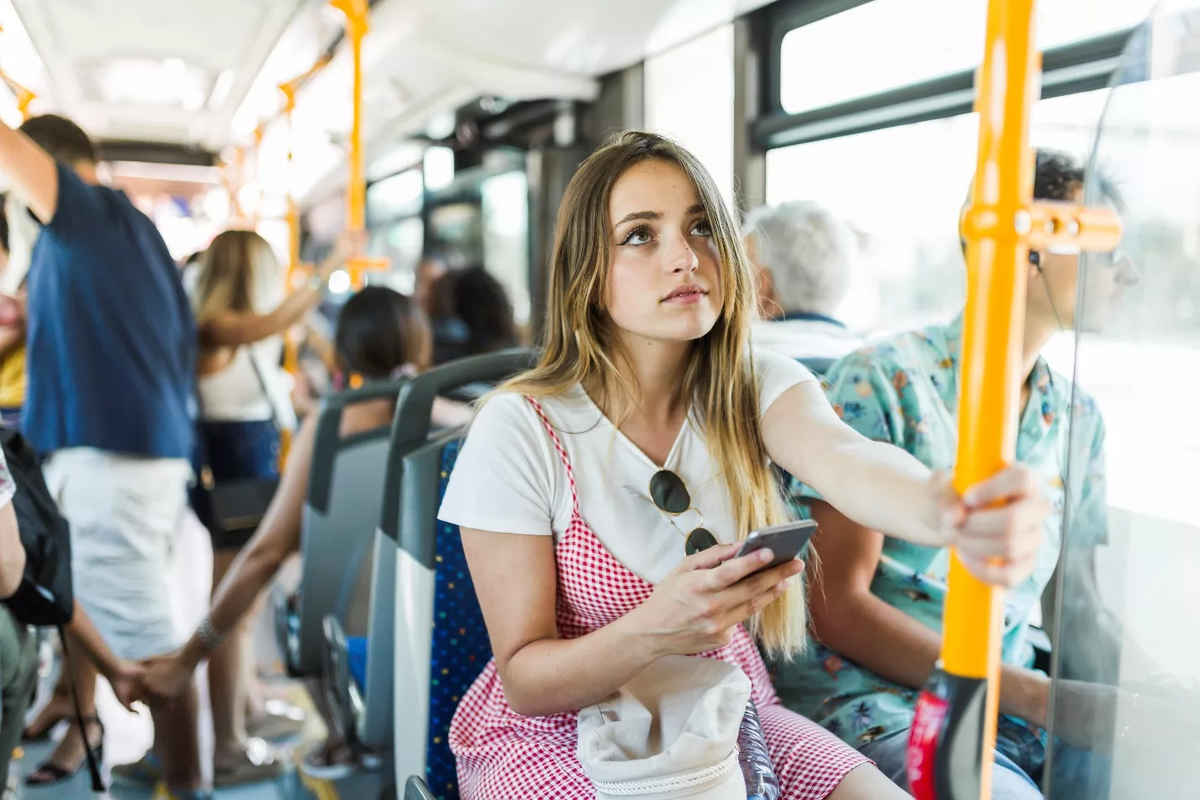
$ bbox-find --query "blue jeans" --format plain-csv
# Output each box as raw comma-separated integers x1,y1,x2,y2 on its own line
0,406,20,429
858,718,1111,799
861,730,1042,799
190,419,280,549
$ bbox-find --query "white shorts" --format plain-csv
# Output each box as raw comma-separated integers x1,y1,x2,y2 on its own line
44,448,192,661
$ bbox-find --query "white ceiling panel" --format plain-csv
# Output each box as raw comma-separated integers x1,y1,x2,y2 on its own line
11,0,308,149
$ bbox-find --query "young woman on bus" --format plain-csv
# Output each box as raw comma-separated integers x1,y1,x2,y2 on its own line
773,151,1140,799
141,227,360,785
435,131,1051,799
135,286,470,778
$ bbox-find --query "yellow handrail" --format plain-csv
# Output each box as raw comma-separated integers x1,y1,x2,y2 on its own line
0,70,35,121
329,0,387,288
907,1,1122,798
275,57,328,464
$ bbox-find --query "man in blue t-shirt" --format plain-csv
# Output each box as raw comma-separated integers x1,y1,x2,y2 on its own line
0,115,204,797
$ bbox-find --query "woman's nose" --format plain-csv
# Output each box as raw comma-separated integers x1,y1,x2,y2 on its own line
667,234,699,274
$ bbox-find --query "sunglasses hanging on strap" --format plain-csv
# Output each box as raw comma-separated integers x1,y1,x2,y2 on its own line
648,469,718,556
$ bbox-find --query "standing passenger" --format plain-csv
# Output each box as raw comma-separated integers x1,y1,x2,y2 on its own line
169,227,361,786
0,114,205,798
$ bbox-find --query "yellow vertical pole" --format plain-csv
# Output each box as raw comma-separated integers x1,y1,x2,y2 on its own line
250,124,266,226
0,71,36,121
330,0,387,287
279,84,300,464
907,2,1039,798
274,55,331,462
0,25,35,119
906,1,1123,799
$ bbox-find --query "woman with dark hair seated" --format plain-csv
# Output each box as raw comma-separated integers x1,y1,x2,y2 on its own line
429,266,519,365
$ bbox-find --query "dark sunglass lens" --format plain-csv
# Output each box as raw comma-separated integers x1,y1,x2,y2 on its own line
649,470,690,514
685,528,718,556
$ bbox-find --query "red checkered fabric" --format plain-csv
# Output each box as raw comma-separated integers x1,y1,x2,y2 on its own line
447,397,868,799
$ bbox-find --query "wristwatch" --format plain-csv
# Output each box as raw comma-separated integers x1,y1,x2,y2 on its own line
307,273,328,292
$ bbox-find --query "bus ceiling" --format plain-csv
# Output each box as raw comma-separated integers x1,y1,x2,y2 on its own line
0,0,775,167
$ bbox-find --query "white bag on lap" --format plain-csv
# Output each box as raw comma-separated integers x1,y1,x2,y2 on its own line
577,655,751,799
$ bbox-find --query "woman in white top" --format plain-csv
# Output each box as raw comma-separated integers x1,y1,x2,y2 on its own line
437,131,1050,799
183,227,361,785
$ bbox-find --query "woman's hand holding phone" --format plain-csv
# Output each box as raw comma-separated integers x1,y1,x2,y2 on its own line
626,543,804,658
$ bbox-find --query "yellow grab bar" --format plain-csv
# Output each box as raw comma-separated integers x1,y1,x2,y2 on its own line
329,0,388,288
906,0,1121,798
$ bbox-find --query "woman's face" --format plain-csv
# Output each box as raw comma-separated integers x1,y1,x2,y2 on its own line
603,160,723,349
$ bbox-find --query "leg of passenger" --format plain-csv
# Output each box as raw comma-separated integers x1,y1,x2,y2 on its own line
857,726,1043,800
241,611,267,719
0,605,37,786
24,650,101,784
990,748,1044,799
208,548,249,757
755,703,888,799
855,731,911,788
149,684,203,790
826,764,913,799
22,660,72,740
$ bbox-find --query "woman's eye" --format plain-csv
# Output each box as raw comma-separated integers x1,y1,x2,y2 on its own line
690,219,713,237
621,227,653,246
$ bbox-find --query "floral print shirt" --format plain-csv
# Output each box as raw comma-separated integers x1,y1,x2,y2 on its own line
772,313,1108,748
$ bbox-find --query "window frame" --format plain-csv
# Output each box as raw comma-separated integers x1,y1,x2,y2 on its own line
754,0,1140,150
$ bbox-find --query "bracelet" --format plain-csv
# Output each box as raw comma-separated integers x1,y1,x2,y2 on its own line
196,615,225,652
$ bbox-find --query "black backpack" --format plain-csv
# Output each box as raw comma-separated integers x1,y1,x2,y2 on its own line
0,427,73,626
0,429,104,789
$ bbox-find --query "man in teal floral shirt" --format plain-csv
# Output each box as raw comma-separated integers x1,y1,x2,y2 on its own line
772,151,1139,799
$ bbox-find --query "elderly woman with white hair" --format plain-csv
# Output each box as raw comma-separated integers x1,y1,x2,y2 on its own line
744,200,863,363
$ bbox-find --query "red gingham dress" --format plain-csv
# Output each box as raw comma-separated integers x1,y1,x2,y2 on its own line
447,397,869,799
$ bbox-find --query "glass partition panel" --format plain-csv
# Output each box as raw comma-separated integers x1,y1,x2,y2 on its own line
1046,3,1200,797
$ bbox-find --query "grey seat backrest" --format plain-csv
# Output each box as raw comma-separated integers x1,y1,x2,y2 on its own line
348,350,529,747
287,380,406,676
387,350,538,788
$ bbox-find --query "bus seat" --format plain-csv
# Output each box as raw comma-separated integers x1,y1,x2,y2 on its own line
381,351,537,796
347,635,368,691
321,350,537,762
273,380,406,678
405,776,437,800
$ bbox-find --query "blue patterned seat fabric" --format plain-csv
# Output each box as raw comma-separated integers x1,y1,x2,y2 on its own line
424,439,492,800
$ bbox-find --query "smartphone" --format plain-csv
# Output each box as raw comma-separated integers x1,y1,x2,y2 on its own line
736,520,818,573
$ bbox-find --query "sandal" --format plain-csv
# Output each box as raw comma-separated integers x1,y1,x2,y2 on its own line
110,751,162,786
25,714,104,787
212,739,286,787
300,739,359,781
246,703,306,742
21,690,73,742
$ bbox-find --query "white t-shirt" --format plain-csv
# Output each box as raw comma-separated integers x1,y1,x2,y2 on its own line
187,263,297,427
437,349,815,584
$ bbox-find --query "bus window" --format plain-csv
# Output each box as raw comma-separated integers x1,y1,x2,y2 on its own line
765,89,1110,338
1045,8,1200,797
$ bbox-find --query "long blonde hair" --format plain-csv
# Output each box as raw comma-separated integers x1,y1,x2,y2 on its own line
194,229,280,326
502,131,806,657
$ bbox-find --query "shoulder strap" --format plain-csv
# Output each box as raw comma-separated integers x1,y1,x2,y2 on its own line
524,397,580,516
246,347,284,434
